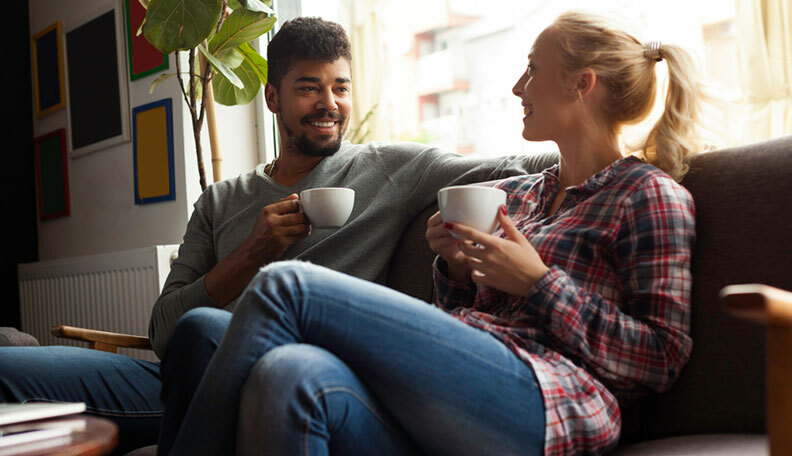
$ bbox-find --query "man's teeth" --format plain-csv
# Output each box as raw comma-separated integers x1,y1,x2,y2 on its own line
311,121,334,128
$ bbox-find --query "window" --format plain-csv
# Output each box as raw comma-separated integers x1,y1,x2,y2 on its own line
292,0,761,157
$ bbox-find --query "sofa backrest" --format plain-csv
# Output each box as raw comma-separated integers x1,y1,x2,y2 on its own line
631,134,792,440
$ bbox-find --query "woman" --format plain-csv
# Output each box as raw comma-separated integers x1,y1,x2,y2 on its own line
167,11,702,456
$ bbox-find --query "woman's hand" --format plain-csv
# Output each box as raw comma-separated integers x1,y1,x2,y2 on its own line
426,211,470,281
449,205,549,296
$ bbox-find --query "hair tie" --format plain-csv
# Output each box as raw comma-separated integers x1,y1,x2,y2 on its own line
644,41,663,62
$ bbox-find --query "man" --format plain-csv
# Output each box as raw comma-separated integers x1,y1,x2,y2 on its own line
0,17,556,454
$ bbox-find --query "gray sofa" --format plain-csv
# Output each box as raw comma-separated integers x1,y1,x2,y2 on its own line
386,135,792,454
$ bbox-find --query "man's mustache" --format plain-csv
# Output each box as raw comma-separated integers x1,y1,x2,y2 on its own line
302,111,345,123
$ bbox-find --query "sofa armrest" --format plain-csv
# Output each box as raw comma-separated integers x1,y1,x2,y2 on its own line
51,325,152,353
721,284,792,456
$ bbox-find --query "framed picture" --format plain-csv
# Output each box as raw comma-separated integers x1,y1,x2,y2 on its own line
125,0,168,80
34,129,71,221
65,0,130,157
133,98,175,204
31,21,66,118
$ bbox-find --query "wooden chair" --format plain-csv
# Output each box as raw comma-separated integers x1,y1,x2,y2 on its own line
721,283,792,456
51,325,152,353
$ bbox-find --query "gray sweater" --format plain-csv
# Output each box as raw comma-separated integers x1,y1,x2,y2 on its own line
149,141,557,357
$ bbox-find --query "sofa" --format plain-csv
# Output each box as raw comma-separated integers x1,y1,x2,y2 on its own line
64,135,792,455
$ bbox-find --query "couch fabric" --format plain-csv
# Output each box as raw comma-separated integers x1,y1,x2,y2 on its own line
0,327,39,346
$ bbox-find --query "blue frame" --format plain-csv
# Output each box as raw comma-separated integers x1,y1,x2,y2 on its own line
132,98,175,204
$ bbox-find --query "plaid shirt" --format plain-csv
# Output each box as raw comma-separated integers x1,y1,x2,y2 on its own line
434,156,695,455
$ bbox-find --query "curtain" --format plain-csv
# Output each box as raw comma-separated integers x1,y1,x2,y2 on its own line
735,0,792,142
344,0,387,143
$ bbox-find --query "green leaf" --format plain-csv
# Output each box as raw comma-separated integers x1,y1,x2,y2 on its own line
149,72,176,93
236,0,274,14
213,57,261,105
215,47,245,69
144,0,223,54
198,44,244,88
227,0,242,9
138,0,150,9
137,17,146,36
209,9,276,56
238,42,267,85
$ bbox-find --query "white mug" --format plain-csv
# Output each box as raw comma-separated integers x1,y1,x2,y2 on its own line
437,185,507,238
299,187,355,228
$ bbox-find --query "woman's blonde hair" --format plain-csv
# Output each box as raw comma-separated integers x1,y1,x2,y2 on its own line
549,11,704,180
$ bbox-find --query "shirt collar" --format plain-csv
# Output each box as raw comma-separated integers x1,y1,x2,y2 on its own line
543,155,643,195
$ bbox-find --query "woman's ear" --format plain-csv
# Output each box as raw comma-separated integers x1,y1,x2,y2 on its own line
574,68,598,99
265,83,279,113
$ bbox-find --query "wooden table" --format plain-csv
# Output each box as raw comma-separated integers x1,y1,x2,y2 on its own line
0,415,118,456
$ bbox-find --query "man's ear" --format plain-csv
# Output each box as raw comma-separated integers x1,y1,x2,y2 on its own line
574,68,597,99
265,83,279,113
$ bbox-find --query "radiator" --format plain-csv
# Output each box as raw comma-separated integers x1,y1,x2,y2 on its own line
17,245,179,362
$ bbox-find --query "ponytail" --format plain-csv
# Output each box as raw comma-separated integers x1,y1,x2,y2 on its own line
640,44,704,181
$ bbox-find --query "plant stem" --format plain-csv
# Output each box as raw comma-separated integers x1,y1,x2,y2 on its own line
176,49,207,191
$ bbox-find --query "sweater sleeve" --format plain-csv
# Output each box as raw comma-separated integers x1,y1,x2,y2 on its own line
380,143,557,210
149,196,220,359
513,176,695,395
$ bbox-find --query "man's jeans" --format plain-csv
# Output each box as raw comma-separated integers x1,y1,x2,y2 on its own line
0,345,162,454
166,262,545,456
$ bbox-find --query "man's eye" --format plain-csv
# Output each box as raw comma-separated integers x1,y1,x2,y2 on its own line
299,86,317,92
336,87,350,93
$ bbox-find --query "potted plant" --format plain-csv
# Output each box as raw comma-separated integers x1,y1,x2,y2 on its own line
138,0,276,190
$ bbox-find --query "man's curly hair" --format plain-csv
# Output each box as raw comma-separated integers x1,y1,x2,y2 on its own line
267,17,352,89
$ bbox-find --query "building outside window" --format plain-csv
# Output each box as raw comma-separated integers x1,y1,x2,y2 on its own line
290,0,784,157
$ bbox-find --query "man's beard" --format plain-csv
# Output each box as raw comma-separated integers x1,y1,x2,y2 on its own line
283,110,347,157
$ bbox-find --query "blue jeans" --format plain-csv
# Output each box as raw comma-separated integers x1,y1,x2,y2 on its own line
0,346,162,454
168,261,545,456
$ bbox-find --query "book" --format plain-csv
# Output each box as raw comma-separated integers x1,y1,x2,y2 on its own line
0,402,85,426
0,417,86,455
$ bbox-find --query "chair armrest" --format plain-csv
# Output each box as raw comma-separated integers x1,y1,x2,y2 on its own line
51,325,152,353
721,283,792,326
721,284,792,456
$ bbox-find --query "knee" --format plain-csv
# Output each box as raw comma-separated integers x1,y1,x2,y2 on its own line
162,308,231,370
242,344,348,406
250,260,326,291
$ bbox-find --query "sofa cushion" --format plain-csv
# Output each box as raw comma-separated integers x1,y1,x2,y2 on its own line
0,327,39,346
611,434,767,455
627,135,792,440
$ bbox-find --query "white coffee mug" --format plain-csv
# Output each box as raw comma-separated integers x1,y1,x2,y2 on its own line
437,185,507,238
299,187,355,228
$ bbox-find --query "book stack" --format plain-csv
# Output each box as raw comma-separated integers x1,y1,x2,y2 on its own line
0,402,86,456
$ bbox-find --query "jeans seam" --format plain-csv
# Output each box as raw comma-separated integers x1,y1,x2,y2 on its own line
22,398,163,417
303,386,393,456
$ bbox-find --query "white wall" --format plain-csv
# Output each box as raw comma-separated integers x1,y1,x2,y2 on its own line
29,0,262,260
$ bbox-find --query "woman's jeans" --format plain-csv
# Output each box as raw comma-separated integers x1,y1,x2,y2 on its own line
168,261,545,456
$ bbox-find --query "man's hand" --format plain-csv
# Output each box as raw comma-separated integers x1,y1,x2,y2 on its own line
244,194,310,264
205,194,310,306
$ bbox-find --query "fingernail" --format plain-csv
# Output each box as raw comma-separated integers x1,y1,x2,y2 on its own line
500,204,507,215
444,222,454,230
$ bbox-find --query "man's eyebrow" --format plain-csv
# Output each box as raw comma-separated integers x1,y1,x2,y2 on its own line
294,76,351,84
